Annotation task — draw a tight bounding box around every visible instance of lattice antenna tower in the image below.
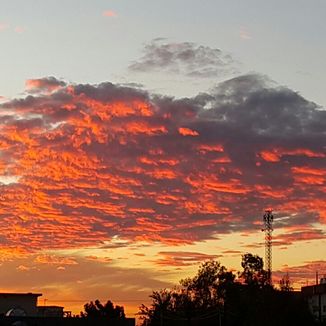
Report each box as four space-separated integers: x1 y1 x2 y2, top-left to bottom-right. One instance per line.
263 208 273 285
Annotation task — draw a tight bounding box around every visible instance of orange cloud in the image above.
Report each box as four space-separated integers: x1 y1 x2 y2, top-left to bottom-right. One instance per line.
178 127 199 136
240 26 252 40
0 23 9 32
103 10 117 17
34 255 78 265
25 77 66 93
260 150 280 162
14 26 26 34
260 148 325 162
197 144 224 153
155 251 221 267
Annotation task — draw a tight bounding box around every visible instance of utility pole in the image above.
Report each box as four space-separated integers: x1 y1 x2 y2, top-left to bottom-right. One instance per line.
262 208 273 285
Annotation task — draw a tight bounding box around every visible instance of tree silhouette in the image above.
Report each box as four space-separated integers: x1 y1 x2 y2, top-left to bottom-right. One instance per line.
239 253 269 288
180 260 223 308
139 254 317 326
139 260 236 325
279 273 293 292
81 299 125 319
138 290 176 326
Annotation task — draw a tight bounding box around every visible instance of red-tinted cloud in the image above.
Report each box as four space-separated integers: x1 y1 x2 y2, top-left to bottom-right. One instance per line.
0 23 9 32
103 10 117 17
155 251 221 267
25 77 66 94
178 127 199 136
14 26 26 34
274 260 326 289
0 75 325 254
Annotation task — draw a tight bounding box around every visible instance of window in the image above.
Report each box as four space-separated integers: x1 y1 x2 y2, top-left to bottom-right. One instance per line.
313 306 319 312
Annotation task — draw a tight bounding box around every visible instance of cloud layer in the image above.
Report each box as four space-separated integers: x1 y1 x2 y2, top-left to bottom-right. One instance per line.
0 74 325 256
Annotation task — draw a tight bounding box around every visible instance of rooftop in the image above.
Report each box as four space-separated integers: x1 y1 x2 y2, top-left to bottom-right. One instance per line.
0 293 42 297
301 283 326 296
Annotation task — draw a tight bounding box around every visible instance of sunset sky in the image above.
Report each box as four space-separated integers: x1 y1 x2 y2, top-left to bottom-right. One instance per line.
0 0 325 318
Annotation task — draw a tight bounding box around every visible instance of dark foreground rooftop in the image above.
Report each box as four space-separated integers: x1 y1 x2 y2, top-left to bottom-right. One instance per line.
0 316 135 326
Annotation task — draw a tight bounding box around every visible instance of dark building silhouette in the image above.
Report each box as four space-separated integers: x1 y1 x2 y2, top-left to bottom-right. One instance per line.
0 293 41 317
0 293 135 325
302 277 326 323
0 316 135 326
37 305 64 317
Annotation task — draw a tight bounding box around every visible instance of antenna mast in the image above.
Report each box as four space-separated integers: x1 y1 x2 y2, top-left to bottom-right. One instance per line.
263 208 273 285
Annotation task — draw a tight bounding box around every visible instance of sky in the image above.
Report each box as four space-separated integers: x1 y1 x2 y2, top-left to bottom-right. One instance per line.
0 0 325 319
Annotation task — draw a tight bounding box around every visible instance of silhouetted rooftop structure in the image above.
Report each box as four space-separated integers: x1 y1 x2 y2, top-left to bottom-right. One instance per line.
37 305 64 318
302 278 326 323
0 292 41 317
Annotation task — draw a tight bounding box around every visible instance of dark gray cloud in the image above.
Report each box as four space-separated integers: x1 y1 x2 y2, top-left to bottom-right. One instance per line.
129 39 237 78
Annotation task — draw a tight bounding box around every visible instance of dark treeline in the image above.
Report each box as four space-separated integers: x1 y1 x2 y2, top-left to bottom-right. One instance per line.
138 253 316 326
81 299 125 319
